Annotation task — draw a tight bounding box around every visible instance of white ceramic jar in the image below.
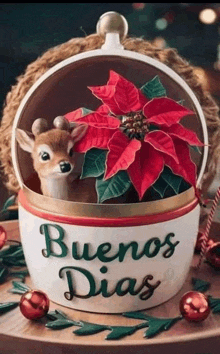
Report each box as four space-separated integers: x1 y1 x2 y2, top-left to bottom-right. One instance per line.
11 12 207 314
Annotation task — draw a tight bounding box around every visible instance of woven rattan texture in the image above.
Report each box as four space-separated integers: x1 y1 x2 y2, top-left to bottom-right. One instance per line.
0 34 219 194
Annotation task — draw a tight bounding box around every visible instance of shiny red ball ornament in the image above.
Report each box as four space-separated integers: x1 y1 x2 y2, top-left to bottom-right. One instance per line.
206 241 220 270
20 290 50 320
0 226 7 250
179 291 210 322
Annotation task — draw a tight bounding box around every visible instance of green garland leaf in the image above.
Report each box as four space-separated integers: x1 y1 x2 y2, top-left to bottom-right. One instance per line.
1 195 17 213
46 309 79 329
73 321 109 336
106 325 140 340
9 270 29 281
0 266 9 284
192 278 211 293
81 148 107 179
208 296 220 314
0 244 26 268
123 312 182 338
0 301 19 315
2 247 24 260
3 259 26 267
0 245 21 259
144 315 182 338
46 319 77 330
141 76 166 99
46 309 70 321
9 281 30 294
96 171 131 203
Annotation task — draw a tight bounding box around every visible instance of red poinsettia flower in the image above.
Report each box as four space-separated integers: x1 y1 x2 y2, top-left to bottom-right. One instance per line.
65 70 203 200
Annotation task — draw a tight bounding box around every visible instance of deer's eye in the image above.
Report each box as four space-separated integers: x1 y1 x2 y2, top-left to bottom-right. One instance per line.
41 152 50 161
69 148 74 157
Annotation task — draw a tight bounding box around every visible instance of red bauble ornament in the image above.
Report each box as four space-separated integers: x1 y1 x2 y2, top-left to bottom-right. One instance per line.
0 226 7 250
179 291 210 322
20 290 50 320
206 241 220 270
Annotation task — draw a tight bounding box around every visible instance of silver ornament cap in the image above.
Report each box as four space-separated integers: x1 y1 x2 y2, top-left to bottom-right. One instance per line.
96 11 128 40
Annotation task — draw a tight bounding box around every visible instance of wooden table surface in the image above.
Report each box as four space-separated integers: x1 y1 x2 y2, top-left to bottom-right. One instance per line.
0 220 220 354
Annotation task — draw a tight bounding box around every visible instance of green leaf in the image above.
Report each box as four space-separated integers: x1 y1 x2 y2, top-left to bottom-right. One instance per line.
0 301 19 315
73 321 109 336
9 270 29 281
1 195 16 213
141 76 166 99
144 315 182 338
123 312 181 339
192 278 211 293
106 325 139 340
0 266 9 284
3 259 26 267
208 296 220 314
81 107 93 116
46 309 70 321
9 281 30 294
0 244 26 267
190 145 202 155
46 319 77 330
81 148 107 179
152 175 169 198
0 209 18 221
46 309 80 329
96 171 131 203
0 245 21 259
161 167 183 194
3 247 24 260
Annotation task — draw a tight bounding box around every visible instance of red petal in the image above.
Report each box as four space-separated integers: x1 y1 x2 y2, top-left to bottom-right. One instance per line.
96 104 111 114
65 108 83 121
74 126 117 153
107 70 120 86
128 143 164 200
88 85 123 115
113 72 144 113
144 130 179 163
105 131 141 179
163 123 204 146
144 98 195 126
138 89 149 108
108 70 149 110
163 139 197 187
75 112 120 128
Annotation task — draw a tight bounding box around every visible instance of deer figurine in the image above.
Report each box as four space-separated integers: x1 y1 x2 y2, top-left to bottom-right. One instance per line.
16 116 98 203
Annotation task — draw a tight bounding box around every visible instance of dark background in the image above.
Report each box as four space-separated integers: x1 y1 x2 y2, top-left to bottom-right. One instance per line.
1 3 220 113
1 2 220 208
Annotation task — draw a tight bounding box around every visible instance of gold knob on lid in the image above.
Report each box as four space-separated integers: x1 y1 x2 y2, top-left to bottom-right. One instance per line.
96 11 128 40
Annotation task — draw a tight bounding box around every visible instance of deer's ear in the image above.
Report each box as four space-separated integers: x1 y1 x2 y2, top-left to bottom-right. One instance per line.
16 129 34 153
71 124 88 143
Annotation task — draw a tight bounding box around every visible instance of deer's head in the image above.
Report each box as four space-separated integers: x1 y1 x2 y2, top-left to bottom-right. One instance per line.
16 116 88 180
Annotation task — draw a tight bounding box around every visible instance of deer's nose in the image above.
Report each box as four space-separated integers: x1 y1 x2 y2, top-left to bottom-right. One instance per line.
59 161 71 173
